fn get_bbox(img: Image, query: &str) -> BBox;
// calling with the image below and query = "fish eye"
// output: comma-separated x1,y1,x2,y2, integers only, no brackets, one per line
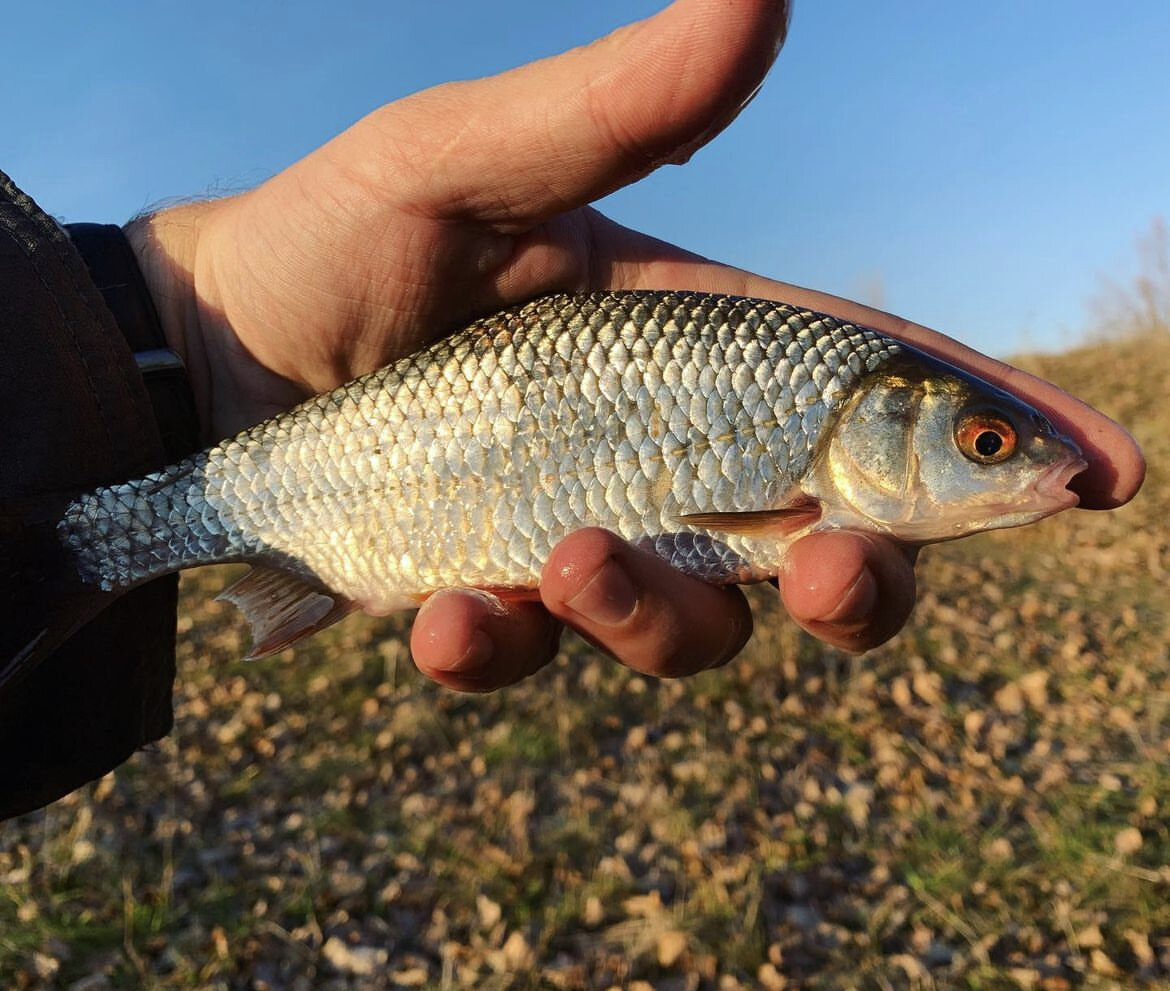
955,410,1018,464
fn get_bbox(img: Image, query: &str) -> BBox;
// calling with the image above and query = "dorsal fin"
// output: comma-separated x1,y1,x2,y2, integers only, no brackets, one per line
217,566,358,659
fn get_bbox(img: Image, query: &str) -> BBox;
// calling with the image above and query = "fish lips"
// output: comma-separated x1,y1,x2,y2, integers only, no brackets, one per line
1032,455,1089,512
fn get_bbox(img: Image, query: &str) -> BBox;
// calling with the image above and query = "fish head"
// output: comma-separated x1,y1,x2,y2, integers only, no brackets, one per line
808,354,1087,543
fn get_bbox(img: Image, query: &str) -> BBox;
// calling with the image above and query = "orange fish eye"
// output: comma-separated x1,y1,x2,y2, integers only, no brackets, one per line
955,410,1018,464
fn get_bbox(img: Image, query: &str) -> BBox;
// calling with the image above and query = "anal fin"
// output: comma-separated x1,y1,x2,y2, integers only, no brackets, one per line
217,566,358,659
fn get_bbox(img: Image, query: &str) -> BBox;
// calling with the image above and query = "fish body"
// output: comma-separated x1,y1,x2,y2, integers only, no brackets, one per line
57,291,1085,655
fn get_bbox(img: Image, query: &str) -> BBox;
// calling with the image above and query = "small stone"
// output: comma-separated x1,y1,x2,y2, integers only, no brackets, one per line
891,677,913,709
583,896,604,927
757,962,787,990
1124,929,1154,967
1089,949,1120,976
994,682,1024,714
985,837,1013,862
1115,826,1143,855
321,936,388,976
1098,772,1122,792
891,954,925,980
476,894,502,929
502,931,532,970
327,869,365,898
656,929,687,967
1017,670,1049,707
1008,968,1040,990
622,891,663,917
912,671,943,705
1075,924,1103,949
843,784,873,828
924,941,954,967
33,953,60,980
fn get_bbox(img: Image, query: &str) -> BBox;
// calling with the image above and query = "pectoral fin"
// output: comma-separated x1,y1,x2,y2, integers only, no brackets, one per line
217,566,358,659
678,497,821,538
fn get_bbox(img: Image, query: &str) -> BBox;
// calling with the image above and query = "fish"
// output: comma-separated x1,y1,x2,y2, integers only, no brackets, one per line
52,290,1085,659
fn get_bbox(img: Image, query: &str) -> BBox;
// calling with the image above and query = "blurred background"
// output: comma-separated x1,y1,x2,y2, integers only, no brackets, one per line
6,0,1168,356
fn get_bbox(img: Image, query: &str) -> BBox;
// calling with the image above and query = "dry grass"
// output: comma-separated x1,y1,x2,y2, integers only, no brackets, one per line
2,328,1167,990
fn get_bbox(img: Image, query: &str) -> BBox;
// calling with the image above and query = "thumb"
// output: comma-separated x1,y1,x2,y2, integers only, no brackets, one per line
331,0,790,230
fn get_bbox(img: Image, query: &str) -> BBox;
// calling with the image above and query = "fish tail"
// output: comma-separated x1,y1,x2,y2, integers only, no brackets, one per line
57,457,228,593
3,457,222,689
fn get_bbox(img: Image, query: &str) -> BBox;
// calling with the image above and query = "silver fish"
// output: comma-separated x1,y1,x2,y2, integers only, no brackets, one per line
57,291,1085,655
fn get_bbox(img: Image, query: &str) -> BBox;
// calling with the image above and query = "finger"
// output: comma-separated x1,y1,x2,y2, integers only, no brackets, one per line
410,588,561,692
582,213,1146,511
778,531,918,653
540,528,753,677
341,0,789,229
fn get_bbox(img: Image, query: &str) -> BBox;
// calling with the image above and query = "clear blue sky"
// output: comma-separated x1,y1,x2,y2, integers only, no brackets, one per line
6,1,1168,356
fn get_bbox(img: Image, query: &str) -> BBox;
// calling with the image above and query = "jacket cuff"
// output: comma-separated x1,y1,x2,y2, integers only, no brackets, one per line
66,222,200,462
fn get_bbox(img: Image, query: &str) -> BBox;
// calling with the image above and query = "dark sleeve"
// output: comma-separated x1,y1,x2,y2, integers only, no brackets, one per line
0,170,183,819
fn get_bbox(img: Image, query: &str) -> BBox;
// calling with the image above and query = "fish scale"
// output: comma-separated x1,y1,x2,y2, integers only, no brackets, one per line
60,291,901,609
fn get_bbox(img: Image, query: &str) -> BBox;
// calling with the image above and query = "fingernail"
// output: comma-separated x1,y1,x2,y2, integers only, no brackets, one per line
564,557,638,627
814,565,878,625
436,629,493,674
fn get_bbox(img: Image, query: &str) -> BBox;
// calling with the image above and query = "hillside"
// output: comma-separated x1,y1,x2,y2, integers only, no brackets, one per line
2,329,1167,990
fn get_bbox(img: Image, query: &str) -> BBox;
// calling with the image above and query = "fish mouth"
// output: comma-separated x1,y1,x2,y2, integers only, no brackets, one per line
1032,456,1089,511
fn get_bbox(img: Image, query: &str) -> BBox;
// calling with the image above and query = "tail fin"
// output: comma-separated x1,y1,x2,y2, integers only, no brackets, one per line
57,458,224,593
2,456,208,688
59,485,152,591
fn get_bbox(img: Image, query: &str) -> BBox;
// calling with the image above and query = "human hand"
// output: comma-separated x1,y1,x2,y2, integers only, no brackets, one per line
126,0,1143,688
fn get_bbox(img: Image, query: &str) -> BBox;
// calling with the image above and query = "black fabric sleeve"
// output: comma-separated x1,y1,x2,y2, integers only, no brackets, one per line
0,171,182,819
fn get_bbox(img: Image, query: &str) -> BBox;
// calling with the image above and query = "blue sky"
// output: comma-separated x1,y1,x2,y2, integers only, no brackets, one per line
6,1,1168,356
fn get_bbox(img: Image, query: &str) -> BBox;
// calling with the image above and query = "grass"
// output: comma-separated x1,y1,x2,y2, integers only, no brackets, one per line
2,325,1168,989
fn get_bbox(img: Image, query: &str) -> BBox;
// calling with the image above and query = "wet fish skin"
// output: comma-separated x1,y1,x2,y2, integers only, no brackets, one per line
57,290,1084,648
